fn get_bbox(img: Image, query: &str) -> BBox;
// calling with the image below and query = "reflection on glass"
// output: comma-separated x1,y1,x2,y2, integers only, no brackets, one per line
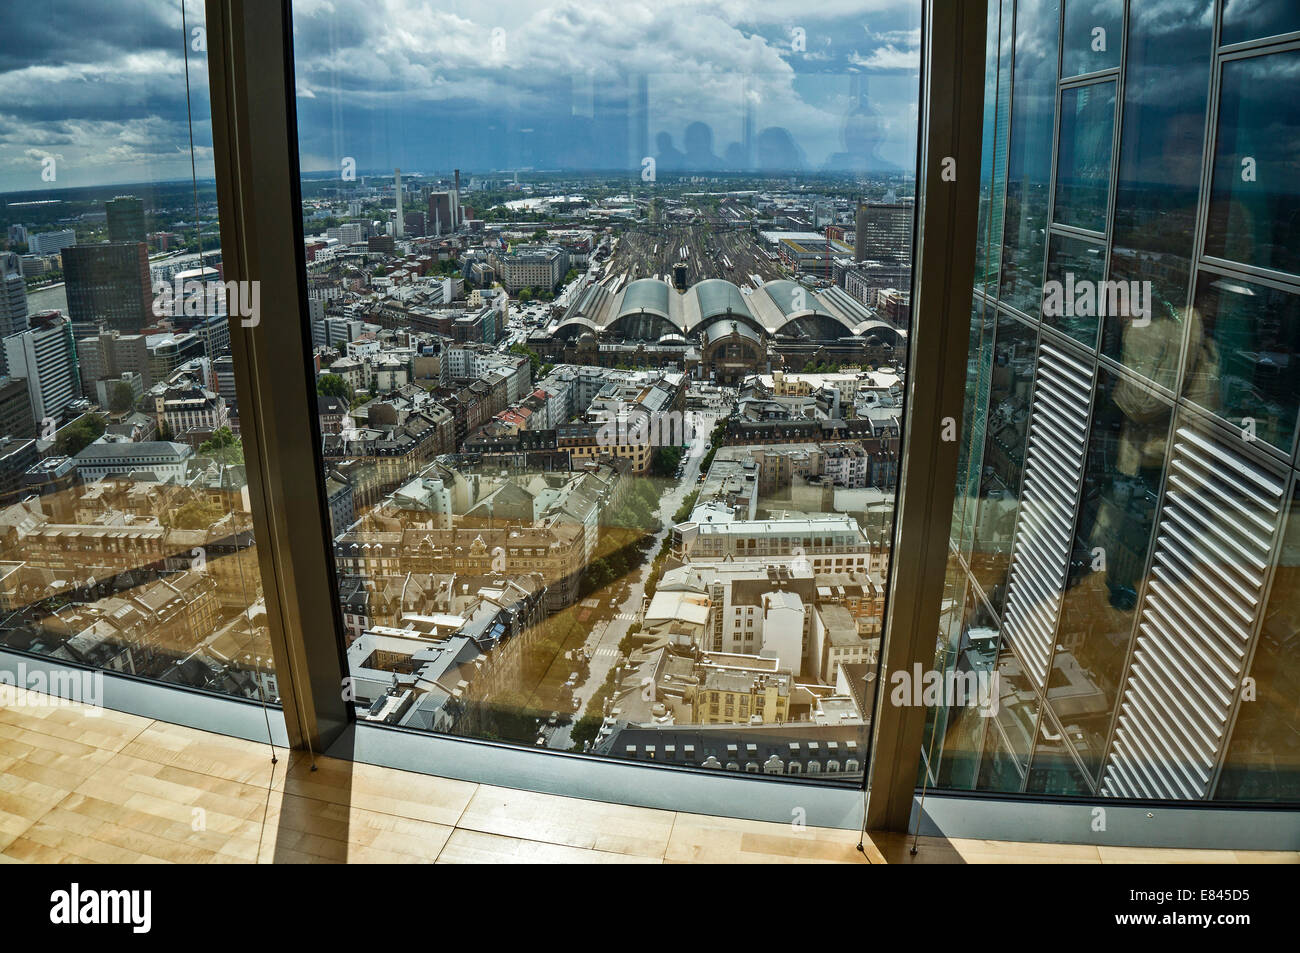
999,0,1061,316
975,640,1038,793
291,0,922,783
955,300,994,559
1044,232,1106,346
1184,272,1300,453
1220,0,1300,46
975,0,1013,292
1216,485,1300,801
1025,706,1092,794
1062,0,1123,77
1055,366,1169,783
970,315,1037,615
1104,0,1211,387
1205,49,1300,278
1053,81,1115,232
0,4,274,703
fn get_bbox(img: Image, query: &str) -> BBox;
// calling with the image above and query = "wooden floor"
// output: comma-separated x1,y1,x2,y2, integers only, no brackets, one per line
1,688,1295,864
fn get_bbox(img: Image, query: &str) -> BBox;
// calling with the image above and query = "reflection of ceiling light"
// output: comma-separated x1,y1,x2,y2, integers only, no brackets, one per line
1210,278,1255,296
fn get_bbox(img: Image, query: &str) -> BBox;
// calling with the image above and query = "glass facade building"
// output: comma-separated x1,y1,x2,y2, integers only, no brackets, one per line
933,0,1300,802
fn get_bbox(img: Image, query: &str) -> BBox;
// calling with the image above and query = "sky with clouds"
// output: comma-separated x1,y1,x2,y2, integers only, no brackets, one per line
0,0,920,193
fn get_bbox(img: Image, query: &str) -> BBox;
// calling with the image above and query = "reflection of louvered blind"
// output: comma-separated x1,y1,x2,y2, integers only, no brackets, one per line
1000,343,1094,690
1102,427,1285,800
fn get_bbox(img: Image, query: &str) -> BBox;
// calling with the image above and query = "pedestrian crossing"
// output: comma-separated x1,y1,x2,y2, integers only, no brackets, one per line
592,645,620,659
613,612,638,621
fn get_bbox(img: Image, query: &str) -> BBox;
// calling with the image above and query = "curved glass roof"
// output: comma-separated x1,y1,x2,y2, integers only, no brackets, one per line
761,279,833,316
693,278,754,323
617,278,672,318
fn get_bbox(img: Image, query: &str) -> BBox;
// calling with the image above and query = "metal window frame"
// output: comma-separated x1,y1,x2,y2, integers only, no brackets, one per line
205,0,350,754
864,0,988,832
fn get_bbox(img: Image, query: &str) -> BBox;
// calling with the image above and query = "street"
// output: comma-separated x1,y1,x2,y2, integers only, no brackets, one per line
546,399,725,750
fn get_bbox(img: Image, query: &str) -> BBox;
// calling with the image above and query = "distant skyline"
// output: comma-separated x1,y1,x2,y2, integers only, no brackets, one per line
0,0,921,193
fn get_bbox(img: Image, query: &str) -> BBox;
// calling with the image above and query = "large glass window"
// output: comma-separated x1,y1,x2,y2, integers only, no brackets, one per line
290,0,921,784
0,3,275,703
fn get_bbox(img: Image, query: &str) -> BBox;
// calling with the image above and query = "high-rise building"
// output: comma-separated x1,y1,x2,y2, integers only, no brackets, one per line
2,310,80,425
0,252,29,350
27,228,76,257
62,242,152,338
106,195,146,244
76,330,151,395
0,376,36,439
393,169,404,238
853,201,913,264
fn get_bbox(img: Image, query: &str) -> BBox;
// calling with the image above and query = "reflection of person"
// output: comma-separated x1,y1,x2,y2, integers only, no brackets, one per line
654,131,684,170
683,121,721,170
756,126,805,172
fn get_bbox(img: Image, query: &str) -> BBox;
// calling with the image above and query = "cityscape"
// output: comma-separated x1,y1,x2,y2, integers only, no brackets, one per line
0,153,916,779
1,0,1297,822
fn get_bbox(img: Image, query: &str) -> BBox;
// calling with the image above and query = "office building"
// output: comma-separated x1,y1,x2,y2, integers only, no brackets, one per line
106,195,146,244
62,242,152,337
854,202,913,263
2,311,79,424
27,228,76,257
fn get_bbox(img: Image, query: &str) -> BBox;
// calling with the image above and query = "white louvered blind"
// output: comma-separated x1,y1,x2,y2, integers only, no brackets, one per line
999,342,1094,691
1101,426,1285,800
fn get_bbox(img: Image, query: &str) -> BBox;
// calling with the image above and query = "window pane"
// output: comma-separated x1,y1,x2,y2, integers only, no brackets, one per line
1061,0,1123,77
1183,272,1300,453
1220,0,1300,46
999,0,1061,317
1043,232,1105,346
291,0,922,784
975,0,1014,293
1204,49,1300,278
1104,1,1212,389
0,4,275,703
1216,483,1300,801
969,313,1037,616
1052,81,1115,232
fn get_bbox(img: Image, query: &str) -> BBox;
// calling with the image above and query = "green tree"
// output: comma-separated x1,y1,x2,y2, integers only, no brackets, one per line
509,341,542,378
317,373,354,401
199,426,244,465
168,499,225,530
107,381,136,414
55,415,107,457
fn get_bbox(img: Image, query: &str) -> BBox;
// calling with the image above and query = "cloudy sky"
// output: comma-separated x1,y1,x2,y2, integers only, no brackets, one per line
0,0,920,193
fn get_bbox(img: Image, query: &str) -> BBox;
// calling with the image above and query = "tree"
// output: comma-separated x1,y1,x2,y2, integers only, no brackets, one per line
650,446,683,477
199,426,244,465
168,499,225,530
107,381,136,414
509,341,542,378
317,373,354,401
55,415,106,457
